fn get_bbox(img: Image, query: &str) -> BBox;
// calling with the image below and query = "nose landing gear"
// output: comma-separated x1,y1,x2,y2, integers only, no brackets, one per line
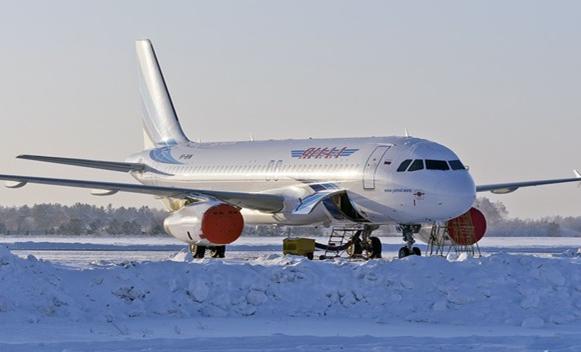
397,224,422,259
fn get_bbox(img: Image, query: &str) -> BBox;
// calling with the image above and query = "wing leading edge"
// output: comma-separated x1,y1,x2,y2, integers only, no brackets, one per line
476,171,581,194
0,174,284,213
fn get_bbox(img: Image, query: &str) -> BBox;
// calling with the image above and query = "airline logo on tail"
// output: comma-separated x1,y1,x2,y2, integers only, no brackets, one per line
291,147,359,159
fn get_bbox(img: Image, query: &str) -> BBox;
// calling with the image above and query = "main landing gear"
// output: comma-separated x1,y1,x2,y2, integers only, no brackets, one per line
315,225,382,260
397,224,422,259
189,244,226,259
344,225,382,260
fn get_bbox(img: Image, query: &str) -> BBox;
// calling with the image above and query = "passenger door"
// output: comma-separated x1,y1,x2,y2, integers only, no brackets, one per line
362,145,391,189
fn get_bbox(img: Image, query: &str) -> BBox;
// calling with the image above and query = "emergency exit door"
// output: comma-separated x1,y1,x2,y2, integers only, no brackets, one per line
362,145,391,189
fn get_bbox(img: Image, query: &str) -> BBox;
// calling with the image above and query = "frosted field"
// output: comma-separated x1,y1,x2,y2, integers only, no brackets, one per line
1,236,581,351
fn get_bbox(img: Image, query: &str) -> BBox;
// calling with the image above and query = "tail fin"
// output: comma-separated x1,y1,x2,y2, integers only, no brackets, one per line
136,39,190,147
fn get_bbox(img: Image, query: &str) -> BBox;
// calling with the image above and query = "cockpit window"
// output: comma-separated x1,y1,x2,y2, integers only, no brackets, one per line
397,159,412,172
408,159,424,172
448,160,465,170
426,160,449,170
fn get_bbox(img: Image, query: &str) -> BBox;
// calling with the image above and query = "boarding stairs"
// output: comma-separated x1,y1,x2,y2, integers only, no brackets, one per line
427,224,481,257
319,226,360,259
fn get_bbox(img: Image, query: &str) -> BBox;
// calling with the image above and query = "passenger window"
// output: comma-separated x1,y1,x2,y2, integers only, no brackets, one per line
408,159,424,172
426,160,450,170
448,160,465,170
397,159,412,172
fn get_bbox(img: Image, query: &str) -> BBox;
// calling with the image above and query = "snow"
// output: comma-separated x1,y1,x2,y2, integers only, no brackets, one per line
1,239,581,351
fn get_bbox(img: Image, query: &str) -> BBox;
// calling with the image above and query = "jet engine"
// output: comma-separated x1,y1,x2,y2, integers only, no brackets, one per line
163,201,244,245
446,207,487,245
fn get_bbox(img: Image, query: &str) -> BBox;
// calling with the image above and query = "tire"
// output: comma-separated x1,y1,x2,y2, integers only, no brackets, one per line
412,247,421,256
368,237,382,259
190,244,206,259
346,240,363,258
209,246,226,258
306,252,314,260
398,246,411,259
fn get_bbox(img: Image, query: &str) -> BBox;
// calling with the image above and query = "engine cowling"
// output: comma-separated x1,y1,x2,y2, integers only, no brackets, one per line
163,201,244,245
446,207,487,245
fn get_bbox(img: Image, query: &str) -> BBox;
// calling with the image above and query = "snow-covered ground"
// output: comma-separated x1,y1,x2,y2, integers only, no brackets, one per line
1,236,581,351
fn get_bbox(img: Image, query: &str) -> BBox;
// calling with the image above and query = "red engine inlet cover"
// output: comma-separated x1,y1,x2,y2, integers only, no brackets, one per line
447,207,487,246
201,204,244,245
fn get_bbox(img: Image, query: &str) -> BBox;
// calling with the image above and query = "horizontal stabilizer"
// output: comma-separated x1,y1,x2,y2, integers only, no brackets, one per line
0,174,284,213
18,155,148,173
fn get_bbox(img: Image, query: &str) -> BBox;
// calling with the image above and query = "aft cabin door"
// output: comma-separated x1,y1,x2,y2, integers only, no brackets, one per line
363,145,391,189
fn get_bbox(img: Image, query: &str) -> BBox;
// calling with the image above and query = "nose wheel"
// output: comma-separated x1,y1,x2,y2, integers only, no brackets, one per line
397,224,422,259
398,246,422,258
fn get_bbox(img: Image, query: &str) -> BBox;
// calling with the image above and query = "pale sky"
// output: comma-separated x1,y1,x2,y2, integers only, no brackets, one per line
0,0,580,219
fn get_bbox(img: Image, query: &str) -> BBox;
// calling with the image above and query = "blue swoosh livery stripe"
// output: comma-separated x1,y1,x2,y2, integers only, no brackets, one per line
149,146,182,164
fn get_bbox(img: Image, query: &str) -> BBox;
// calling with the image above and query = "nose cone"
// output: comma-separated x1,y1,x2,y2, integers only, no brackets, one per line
428,173,476,220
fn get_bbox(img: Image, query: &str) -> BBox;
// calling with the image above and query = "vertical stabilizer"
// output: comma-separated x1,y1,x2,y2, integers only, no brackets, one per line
136,39,189,147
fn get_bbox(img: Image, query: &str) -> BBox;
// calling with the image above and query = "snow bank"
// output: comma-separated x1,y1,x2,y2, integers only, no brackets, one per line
1,245,581,328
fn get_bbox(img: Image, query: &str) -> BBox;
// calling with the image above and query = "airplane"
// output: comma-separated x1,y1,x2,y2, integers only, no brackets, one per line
1,39,580,259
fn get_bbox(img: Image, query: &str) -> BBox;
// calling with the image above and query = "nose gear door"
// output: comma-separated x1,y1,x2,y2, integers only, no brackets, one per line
362,145,391,189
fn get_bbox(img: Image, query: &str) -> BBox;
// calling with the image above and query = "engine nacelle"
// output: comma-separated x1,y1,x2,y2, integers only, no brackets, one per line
446,207,487,245
163,201,244,245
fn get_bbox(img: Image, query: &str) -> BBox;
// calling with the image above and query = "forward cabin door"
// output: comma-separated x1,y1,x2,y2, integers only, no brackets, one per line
362,145,391,189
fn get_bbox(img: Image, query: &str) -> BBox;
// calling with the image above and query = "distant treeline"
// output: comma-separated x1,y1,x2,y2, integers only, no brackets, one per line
0,199,578,237
474,198,581,237
0,203,323,237
0,203,166,236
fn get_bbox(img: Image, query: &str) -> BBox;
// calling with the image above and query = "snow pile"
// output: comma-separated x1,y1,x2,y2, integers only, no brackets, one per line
559,248,581,257
1,245,581,328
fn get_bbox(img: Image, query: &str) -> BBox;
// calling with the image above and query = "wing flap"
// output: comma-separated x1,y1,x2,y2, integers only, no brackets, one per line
0,174,284,213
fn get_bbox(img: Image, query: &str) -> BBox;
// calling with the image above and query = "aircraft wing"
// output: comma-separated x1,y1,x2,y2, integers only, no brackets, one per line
16,154,160,173
0,174,284,213
476,170,581,194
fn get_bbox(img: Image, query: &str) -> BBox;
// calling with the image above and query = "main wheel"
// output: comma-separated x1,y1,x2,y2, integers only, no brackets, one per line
189,244,206,259
412,246,421,256
346,239,363,258
368,237,382,259
398,246,411,259
209,246,226,258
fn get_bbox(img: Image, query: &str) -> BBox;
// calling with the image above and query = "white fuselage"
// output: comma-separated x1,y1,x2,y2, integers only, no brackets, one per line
128,136,476,227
